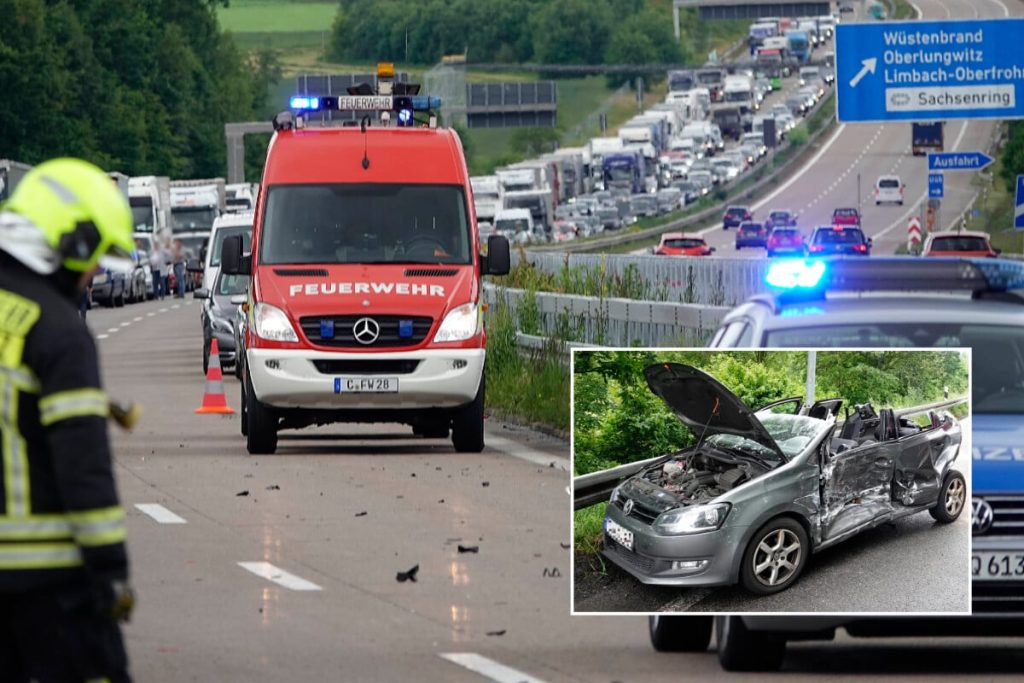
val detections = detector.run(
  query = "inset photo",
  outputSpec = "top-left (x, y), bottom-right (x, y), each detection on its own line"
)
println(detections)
top-left (572, 349), bottom-right (971, 614)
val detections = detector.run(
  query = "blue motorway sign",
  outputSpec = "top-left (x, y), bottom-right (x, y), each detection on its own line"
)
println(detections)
top-left (836, 18), bottom-right (1024, 122)
top-left (928, 173), bottom-right (944, 198)
top-left (927, 151), bottom-right (993, 171)
top-left (1015, 175), bottom-right (1024, 229)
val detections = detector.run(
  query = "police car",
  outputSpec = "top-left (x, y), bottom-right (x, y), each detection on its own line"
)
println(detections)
top-left (650, 257), bottom-right (1024, 671)
top-left (220, 64), bottom-right (511, 455)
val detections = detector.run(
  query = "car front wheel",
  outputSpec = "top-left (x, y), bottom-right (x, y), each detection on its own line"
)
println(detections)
top-left (451, 376), bottom-right (484, 453)
top-left (245, 371), bottom-right (277, 454)
top-left (649, 615), bottom-right (712, 652)
top-left (930, 470), bottom-right (966, 523)
top-left (740, 517), bottom-right (808, 595)
top-left (716, 616), bottom-right (786, 671)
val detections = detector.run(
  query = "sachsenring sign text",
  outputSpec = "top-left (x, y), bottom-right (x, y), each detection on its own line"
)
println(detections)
top-left (836, 18), bottom-right (1024, 122)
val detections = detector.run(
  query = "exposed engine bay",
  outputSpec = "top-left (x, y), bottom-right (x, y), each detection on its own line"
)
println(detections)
top-left (640, 450), bottom-right (771, 506)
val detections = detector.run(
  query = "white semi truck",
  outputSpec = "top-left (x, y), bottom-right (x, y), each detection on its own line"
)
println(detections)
top-left (128, 176), bottom-right (171, 252)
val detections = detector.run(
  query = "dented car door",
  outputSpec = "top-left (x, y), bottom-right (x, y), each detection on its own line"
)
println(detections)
top-left (891, 413), bottom-right (962, 506)
top-left (819, 410), bottom-right (899, 544)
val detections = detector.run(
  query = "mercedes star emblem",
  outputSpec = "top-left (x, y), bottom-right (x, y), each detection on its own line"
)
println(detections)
top-left (623, 499), bottom-right (634, 516)
top-left (352, 317), bottom-right (380, 345)
top-left (972, 499), bottom-right (994, 535)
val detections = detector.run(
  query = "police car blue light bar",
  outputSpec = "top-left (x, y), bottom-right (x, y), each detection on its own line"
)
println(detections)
top-left (765, 260), bottom-right (826, 290)
top-left (763, 257), bottom-right (1024, 296)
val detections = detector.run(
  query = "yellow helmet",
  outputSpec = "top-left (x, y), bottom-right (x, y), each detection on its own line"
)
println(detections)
top-left (2, 158), bottom-right (134, 272)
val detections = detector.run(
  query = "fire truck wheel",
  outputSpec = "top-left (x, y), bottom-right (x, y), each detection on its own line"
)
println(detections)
top-left (245, 371), bottom-right (277, 454)
top-left (451, 376), bottom-right (485, 453)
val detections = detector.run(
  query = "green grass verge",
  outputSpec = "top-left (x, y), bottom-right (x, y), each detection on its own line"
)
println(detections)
top-left (961, 140), bottom-right (1020, 256)
top-left (217, 1), bottom-right (336, 33)
top-left (483, 295), bottom-right (571, 432)
top-left (892, 0), bottom-right (917, 19)
top-left (574, 503), bottom-right (607, 556)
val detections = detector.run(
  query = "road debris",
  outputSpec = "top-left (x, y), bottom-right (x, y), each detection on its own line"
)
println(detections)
top-left (236, 490), bottom-right (249, 497)
top-left (457, 545), bottom-right (479, 554)
top-left (396, 564), bottom-right (419, 583)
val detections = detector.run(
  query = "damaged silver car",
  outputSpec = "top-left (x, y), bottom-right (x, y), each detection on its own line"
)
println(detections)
top-left (602, 363), bottom-right (965, 595)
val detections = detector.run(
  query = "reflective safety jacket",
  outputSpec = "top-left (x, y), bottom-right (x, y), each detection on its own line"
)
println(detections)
top-left (0, 254), bottom-right (128, 592)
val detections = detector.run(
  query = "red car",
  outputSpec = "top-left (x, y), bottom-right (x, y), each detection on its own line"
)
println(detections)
top-left (766, 227), bottom-right (805, 257)
top-left (654, 232), bottom-right (715, 256)
top-left (831, 207), bottom-right (861, 226)
top-left (922, 230), bottom-right (1000, 258)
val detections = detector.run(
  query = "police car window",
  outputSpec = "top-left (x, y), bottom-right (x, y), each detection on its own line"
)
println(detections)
top-left (260, 184), bottom-right (471, 265)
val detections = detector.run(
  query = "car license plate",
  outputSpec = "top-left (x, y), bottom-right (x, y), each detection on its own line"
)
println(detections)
top-left (605, 518), bottom-right (634, 551)
top-left (335, 377), bottom-right (398, 394)
top-left (972, 552), bottom-right (1024, 581)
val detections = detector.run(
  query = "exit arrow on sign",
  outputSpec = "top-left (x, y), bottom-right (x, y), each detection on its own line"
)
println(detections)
top-left (927, 152), bottom-right (994, 172)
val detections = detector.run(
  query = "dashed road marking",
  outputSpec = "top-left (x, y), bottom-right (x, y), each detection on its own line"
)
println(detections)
top-left (135, 503), bottom-right (187, 524)
top-left (237, 562), bottom-right (322, 591)
top-left (119, 322), bottom-right (131, 327)
top-left (171, 304), bottom-right (180, 310)
top-left (439, 654), bottom-right (548, 683)
top-left (133, 316), bottom-right (143, 322)
top-left (159, 308), bottom-right (168, 313)
top-left (147, 312), bottom-right (155, 317)
top-left (107, 328), bottom-right (119, 334)
top-left (97, 334), bottom-right (109, 340)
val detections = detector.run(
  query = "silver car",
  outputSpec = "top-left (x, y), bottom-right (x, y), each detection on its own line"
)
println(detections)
top-left (604, 363), bottom-right (964, 595)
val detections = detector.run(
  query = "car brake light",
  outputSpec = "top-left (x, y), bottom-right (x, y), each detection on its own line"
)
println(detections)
top-left (832, 225), bottom-right (844, 231)
top-left (854, 244), bottom-right (867, 252)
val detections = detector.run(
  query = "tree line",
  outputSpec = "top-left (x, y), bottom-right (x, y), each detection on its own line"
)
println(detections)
top-left (329, 0), bottom-right (699, 72)
top-left (573, 351), bottom-right (968, 475)
top-left (0, 0), bottom-right (279, 179)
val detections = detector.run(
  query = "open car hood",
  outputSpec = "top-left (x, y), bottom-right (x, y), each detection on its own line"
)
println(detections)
top-left (644, 363), bottom-right (786, 461)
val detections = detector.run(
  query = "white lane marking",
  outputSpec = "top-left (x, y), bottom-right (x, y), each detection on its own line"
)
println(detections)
top-left (119, 322), bottom-right (131, 327)
top-left (147, 312), bottom-right (155, 317)
top-left (439, 654), bottom-right (548, 683)
top-left (910, 2), bottom-right (924, 18)
top-left (97, 334), bottom-right (109, 340)
top-left (106, 328), bottom-right (119, 334)
top-left (872, 120), bottom-right (969, 240)
top-left (134, 503), bottom-right (187, 524)
top-left (133, 316), bottom-right (143, 322)
top-left (485, 433), bottom-right (569, 471)
top-left (159, 308), bottom-right (168, 313)
top-left (171, 304), bottom-right (180, 309)
top-left (990, 0), bottom-right (1010, 18)
top-left (237, 562), bottom-right (322, 591)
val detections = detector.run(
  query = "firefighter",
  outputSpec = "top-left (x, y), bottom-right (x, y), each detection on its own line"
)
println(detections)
top-left (0, 158), bottom-right (135, 682)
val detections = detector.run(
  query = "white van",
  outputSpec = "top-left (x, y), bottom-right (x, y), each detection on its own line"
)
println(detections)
top-left (875, 175), bottom-right (904, 205)
top-left (202, 211), bottom-right (254, 291)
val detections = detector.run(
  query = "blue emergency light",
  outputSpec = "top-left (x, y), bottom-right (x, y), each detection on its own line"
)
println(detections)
top-left (290, 96), bottom-right (320, 111)
top-left (765, 260), bottom-right (827, 290)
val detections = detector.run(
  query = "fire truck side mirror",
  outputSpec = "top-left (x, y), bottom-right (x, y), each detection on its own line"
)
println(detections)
top-left (221, 235), bottom-right (250, 276)
top-left (483, 235), bottom-right (510, 276)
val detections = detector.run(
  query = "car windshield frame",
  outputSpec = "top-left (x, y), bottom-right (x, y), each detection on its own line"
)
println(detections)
top-left (259, 183), bottom-right (473, 266)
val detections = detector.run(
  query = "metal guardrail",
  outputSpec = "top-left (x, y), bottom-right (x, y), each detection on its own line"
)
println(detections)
top-left (484, 284), bottom-right (730, 347)
top-left (574, 395), bottom-right (969, 511)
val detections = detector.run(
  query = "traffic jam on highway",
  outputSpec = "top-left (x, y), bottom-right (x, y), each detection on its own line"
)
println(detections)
top-left (5, 0), bottom-right (1024, 680)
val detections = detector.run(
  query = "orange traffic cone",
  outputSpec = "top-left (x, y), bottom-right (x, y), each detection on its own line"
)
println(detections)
top-left (195, 338), bottom-right (235, 414)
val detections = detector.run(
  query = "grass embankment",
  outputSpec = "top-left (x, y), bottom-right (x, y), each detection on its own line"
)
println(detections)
top-left (218, 0), bottom-right (336, 49)
top-left (962, 149), bottom-right (1020, 256)
top-left (573, 503), bottom-right (607, 556)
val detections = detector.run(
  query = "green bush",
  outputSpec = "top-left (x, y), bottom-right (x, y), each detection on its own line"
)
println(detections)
top-left (788, 124), bottom-right (809, 146)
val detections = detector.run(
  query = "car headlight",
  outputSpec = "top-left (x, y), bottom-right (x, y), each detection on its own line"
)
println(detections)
top-left (253, 302), bottom-right (298, 342)
top-left (654, 503), bottom-right (730, 535)
top-left (610, 484), bottom-right (624, 505)
top-left (433, 302), bottom-right (480, 343)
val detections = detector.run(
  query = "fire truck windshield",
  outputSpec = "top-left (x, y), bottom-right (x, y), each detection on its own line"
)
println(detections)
top-left (260, 183), bottom-right (472, 266)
